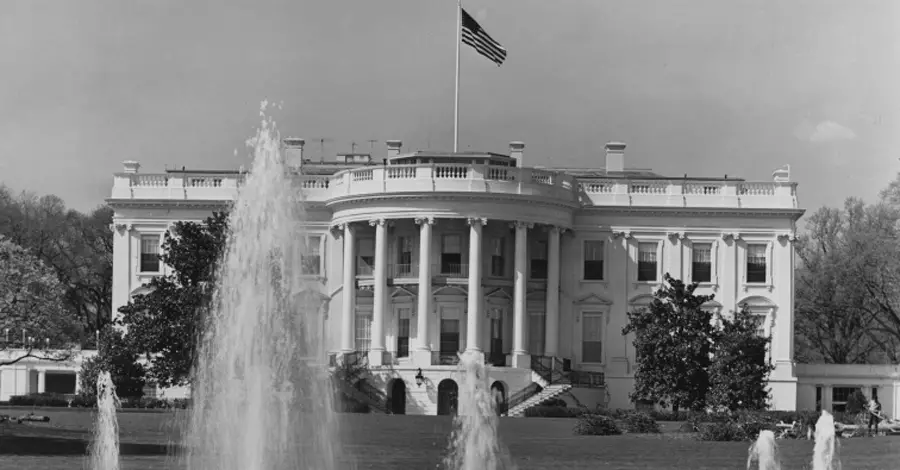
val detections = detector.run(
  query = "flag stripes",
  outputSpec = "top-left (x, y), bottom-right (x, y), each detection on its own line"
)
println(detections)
top-left (461, 8), bottom-right (507, 66)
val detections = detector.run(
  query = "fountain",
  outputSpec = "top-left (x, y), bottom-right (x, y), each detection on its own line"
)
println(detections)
top-left (811, 410), bottom-right (841, 470)
top-left (179, 102), bottom-right (342, 469)
top-left (746, 429), bottom-right (780, 470)
top-left (443, 352), bottom-right (515, 470)
top-left (88, 371), bottom-right (120, 470)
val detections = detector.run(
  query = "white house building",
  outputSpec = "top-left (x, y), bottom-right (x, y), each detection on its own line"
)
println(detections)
top-left (107, 139), bottom-right (807, 416)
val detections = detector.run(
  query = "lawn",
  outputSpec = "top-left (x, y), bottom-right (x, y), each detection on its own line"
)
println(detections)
top-left (0, 408), bottom-right (897, 469)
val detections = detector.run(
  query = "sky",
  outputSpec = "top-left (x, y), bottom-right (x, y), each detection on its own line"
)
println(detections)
top-left (0, 0), bottom-right (898, 221)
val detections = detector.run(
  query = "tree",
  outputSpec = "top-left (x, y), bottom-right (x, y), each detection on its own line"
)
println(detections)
top-left (794, 202), bottom-right (890, 363)
top-left (0, 237), bottom-right (81, 365)
top-left (707, 304), bottom-right (775, 411)
top-left (79, 326), bottom-right (146, 399)
top-left (117, 212), bottom-right (229, 388)
top-left (623, 274), bottom-right (717, 412)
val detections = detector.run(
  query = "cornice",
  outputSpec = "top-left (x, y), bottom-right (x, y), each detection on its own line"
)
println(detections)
top-left (105, 198), bottom-right (328, 211)
top-left (580, 206), bottom-right (806, 220)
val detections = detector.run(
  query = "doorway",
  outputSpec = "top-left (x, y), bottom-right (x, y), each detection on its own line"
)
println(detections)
top-left (389, 379), bottom-right (407, 415)
top-left (437, 379), bottom-right (458, 416)
top-left (490, 381), bottom-right (506, 416)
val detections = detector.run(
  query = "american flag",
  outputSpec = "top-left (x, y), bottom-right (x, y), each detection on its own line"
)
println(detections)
top-left (461, 8), bottom-right (507, 66)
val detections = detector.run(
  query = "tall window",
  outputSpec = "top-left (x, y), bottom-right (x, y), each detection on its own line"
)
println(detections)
top-left (530, 240), bottom-right (548, 279)
top-left (583, 241), bottom-right (604, 280)
top-left (300, 235), bottom-right (321, 275)
top-left (440, 319), bottom-right (460, 357)
top-left (396, 236), bottom-right (413, 276)
top-left (357, 238), bottom-right (375, 276)
top-left (528, 312), bottom-right (545, 356)
top-left (832, 387), bottom-right (860, 413)
top-left (490, 237), bottom-right (505, 277)
top-left (752, 313), bottom-right (767, 337)
top-left (397, 307), bottom-right (411, 358)
top-left (441, 235), bottom-right (463, 275)
top-left (746, 244), bottom-right (767, 283)
top-left (582, 312), bottom-right (603, 363)
top-left (691, 243), bottom-right (712, 283)
top-left (140, 235), bottom-right (161, 273)
top-left (637, 243), bottom-right (657, 282)
top-left (354, 312), bottom-right (372, 352)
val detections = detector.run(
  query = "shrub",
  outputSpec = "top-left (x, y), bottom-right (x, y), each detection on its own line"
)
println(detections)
top-left (698, 421), bottom-right (747, 441)
top-left (9, 393), bottom-right (71, 407)
top-left (79, 326), bottom-right (147, 400)
top-left (695, 411), bottom-right (776, 441)
top-left (524, 406), bottom-right (584, 418)
top-left (622, 411), bottom-right (660, 433)
top-left (574, 413), bottom-right (621, 436)
top-left (845, 390), bottom-right (868, 414)
top-left (540, 398), bottom-right (568, 407)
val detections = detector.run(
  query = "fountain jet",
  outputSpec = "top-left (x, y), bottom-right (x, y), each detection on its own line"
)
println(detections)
top-left (88, 371), bottom-right (120, 470)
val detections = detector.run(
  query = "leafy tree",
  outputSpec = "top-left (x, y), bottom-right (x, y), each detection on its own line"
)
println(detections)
top-left (0, 236), bottom-right (81, 365)
top-left (0, 186), bottom-right (113, 345)
top-left (623, 274), bottom-right (717, 412)
top-left (117, 212), bottom-right (229, 388)
top-left (79, 326), bottom-right (146, 399)
top-left (707, 304), bottom-right (775, 411)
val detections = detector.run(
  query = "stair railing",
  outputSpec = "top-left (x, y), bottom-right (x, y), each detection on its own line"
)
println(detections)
top-left (500, 382), bottom-right (543, 415)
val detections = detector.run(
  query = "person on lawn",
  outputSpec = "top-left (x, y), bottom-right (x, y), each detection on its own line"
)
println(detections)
top-left (867, 397), bottom-right (883, 436)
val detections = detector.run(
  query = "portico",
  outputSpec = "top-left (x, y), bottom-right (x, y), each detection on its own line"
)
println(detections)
top-left (331, 215), bottom-right (567, 369)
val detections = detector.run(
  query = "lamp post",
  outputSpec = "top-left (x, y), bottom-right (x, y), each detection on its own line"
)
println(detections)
top-left (415, 368), bottom-right (425, 387)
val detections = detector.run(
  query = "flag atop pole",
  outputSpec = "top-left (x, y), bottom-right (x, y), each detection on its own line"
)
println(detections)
top-left (460, 8), bottom-right (507, 66)
top-left (454, 4), bottom-right (507, 152)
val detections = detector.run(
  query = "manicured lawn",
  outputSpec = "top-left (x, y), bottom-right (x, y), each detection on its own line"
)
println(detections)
top-left (0, 408), bottom-right (898, 469)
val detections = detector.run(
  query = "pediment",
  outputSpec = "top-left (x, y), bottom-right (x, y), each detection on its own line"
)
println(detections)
top-left (391, 286), bottom-right (417, 298)
top-left (485, 288), bottom-right (511, 300)
top-left (573, 293), bottom-right (613, 305)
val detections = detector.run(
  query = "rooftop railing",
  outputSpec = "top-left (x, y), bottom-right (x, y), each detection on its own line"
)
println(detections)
top-left (110, 164), bottom-right (799, 209)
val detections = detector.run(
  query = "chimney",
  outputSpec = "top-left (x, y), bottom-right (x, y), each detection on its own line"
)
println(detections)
top-left (122, 161), bottom-right (141, 174)
top-left (509, 141), bottom-right (525, 166)
top-left (283, 138), bottom-right (305, 168)
top-left (605, 142), bottom-right (626, 173)
top-left (772, 164), bottom-right (790, 183)
top-left (386, 139), bottom-right (402, 158)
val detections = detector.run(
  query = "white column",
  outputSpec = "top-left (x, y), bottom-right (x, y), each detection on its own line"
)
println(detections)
top-left (340, 223), bottom-right (356, 353)
top-left (465, 218), bottom-right (485, 357)
top-left (511, 221), bottom-right (532, 367)
top-left (544, 226), bottom-right (561, 357)
top-left (414, 216), bottom-right (435, 366)
top-left (37, 370), bottom-right (46, 394)
top-left (369, 218), bottom-right (388, 365)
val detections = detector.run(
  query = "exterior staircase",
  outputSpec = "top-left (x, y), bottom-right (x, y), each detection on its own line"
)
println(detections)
top-left (505, 383), bottom-right (572, 417)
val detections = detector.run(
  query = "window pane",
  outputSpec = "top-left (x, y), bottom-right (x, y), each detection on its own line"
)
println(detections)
top-left (584, 241), bottom-right (604, 261)
top-left (533, 240), bottom-right (548, 260)
top-left (692, 243), bottom-right (712, 283)
top-left (359, 238), bottom-right (374, 256)
top-left (397, 318), bottom-right (410, 358)
top-left (582, 313), bottom-right (603, 363)
top-left (637, 243), bottom-right (657, 282)
top-left (747, 244), bottom-right (767, 283)
top-left (301, 236), bottom-right (321, 275)
top-left (443, 235), bottom-right (461, 254)
top-left (140, 236), bottom-right (161, 272)
top-left (354, 313), bottom-right (372, 352)
top-left (491, 237), bottom-right (504, 256)
top-left (529, 313), bottom-right (545, 356)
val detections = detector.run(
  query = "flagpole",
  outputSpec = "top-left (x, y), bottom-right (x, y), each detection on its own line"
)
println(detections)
top-left (454, 0), bottom-right (461, 153)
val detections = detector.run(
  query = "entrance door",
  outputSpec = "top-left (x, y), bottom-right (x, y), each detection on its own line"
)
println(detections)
top-left (437, 379), bottom-right (459, 416)
top-left (439, 306), bottom-right (462, 364)
top-left (489, 314), bottom-right (503, 365)
top-left (389, 379), bottom-right (407, 415)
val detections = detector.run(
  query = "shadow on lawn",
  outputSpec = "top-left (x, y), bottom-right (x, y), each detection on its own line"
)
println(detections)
top-left (0, 435), bottom-right (171, 456)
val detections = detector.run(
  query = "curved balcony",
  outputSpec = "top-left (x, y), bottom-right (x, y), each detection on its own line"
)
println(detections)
top-left (326, 164), bottom-right (579, 206)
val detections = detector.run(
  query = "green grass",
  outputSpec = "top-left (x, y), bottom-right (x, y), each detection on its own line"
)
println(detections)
top-left (0, 409), bottom-right (897, 469)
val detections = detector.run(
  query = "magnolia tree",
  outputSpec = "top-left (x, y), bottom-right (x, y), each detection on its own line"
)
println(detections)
top-left (624, 274), bottom-right (773, 413)
top-left (117, 212), bottom-right (229, 388)
top-left (0, 237), bottom-right (81, 365)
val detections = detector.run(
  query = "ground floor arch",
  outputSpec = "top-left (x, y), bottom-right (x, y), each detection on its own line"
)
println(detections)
top-left (437, 379), bottom-right (458, 416)
top-left (491, 381), bottom-right (507, 415)
top-left (388, 378), bottom-right (407, 415)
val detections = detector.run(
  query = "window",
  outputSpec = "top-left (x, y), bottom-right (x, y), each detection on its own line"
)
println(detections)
top-left (751, 313), bottom-right (767, 337)
top-left (357, 238), bottom-right (374, 276)
top-left (440, 319), bottom-right (460, 356)
top-left (582, 312), bottom-right (603, 363)
top-left (832, 387), bottom-right (860, 413)
top-left (746, 244), bottom-right (767, 283)
top-left (441, 235), bottom-right (463, 275)
top-left (300, 235), bottom-right (321, 275)
top-left (140, 235), bottom-right (161, 273)
top-left (528, 312), bottom-right (545, 356)
top-left (872, 387), bottom-right (879, 402)
top-left (583, 241), bottom-right (604, 280)
top-left (354, 312), bottom-right (372, 352)
top-left (692, 243), bottom-right (712, 283)
top-left (397, 314), bottom-right (410, 358)
top-left (531, 240), bottom-right (548, 279)
top-left (396, 236), bottom-right (413, 276)
top-left (815, 386), bottom-right (822, 412)
top-left (490, 237), bottom-right (505, 277)
top-left (637, 243), bottom-right (657, 282)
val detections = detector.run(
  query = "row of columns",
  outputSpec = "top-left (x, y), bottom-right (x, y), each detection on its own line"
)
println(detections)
top-left (334, 217), bottom-right (563, 366)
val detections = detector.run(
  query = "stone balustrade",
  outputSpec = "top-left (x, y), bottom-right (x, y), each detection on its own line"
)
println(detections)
top-left (109, 164), bottom-right (799, 209)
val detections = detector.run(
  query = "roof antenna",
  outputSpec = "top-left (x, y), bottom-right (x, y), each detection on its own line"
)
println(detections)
top-left (367, 139), bottom-right (377, 153)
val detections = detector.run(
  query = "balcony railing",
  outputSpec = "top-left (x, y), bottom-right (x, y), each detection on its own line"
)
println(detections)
top-left (431, 351), bottom-right (461, 366)
top-left (389, 263), bottom-right (417, 278)
top-left (111, 165), bottom-right (799, 210)
top-left (433, 263), bottom-right (468, 277)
